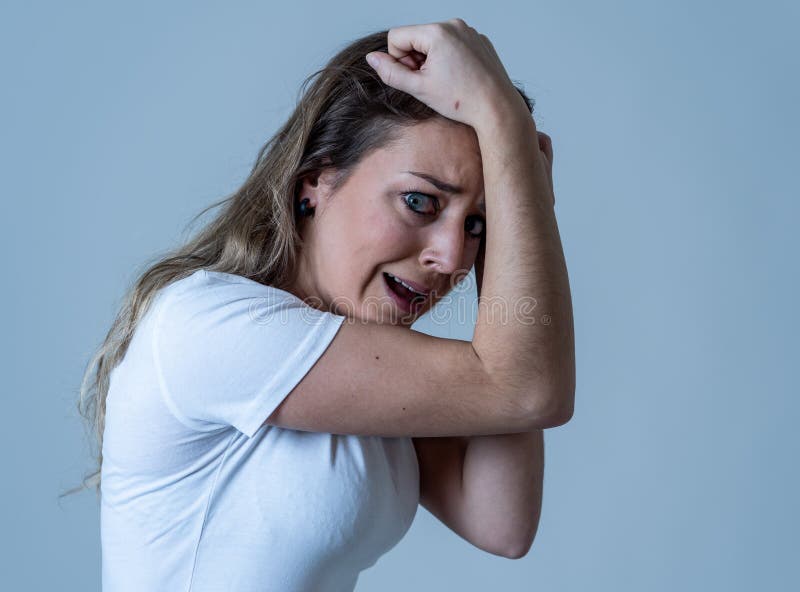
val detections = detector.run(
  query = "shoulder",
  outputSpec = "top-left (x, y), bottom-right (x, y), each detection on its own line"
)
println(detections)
top-left (160, 269), bottom-right (299, 302)
top-left (151, 269), bottom-right (343, 344)
top-left (155, 269), bottom-right (314, 319)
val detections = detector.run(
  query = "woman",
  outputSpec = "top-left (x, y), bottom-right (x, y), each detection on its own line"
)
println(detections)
top-left (77, 18), bottom-right (574, 591)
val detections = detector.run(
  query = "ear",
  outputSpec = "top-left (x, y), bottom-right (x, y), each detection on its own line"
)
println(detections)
top-left (297, 167), bottom-right (339, 210)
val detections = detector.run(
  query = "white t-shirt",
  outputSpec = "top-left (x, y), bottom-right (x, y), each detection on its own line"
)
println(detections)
top-left (100, 269), bottom-right (420, 592)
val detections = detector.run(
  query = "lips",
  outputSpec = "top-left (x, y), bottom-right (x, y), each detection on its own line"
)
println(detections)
top-left (383, 272), bottom-right (427, 314)
top-left (384, 272), bottom-right (432, 296)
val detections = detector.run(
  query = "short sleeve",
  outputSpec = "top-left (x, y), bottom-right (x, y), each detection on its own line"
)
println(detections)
top-left (151, 270), bottom-right (347, 437)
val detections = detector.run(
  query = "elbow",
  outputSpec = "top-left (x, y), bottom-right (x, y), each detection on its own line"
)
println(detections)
top-left (500, 504), bottom-right (543, 560)
top-left (524, 386), bottom-right (575, 429)
top-left (476, 521), bottom-right (539, 560)
top-left (548, 362), bottom-right (576, 426)
top-left (505, 545), bottom-right (532, 561)
top-left (503, 533), bottom-right (536, 560)
top-left (548, 396), bottom-right (574, 427)
top-left (482, 537), bottom-right (533, 560)
top-left (540, 349), bottom-right (576, 427)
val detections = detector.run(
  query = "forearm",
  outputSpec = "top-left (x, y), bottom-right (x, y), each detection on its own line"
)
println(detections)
top-left (471, 103), bottom-right (575, 421)
top-left (461, 429), bottom-right (545, 557)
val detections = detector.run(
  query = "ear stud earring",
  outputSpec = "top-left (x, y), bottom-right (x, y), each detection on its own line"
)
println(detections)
top-left (296, 197), bottom-right (316, 218)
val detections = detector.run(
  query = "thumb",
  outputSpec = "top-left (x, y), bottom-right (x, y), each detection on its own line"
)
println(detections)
top-left (365, 52), bottom-right (419, 93)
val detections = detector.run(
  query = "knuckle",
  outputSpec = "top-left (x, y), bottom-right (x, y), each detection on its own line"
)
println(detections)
top-left (432, 22), bottom-right (451, 39)
top-left (386, 27), bottom-right (398, 47)
top-left (387, 25), bottom-right (405, 42)
top-left (538, 133), bottom-right (553, 154)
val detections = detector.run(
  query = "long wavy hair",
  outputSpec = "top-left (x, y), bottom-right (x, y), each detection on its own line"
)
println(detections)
top-left (68, 28), bottom-right (535, 496)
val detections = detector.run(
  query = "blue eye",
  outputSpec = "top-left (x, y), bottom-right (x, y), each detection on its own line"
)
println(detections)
top-left (465, 216), bottom-right (485, 239)
top-left (399, 190), bottom-right (486, 239)
top-left (401, 191), bottom-right (438, 215)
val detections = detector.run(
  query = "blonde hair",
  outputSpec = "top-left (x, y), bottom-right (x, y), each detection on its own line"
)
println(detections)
top-left (68, 28), bottom-right (534, 496)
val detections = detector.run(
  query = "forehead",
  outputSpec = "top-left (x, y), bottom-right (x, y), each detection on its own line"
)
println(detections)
top-left (370, 119), bottom-right (485, 198)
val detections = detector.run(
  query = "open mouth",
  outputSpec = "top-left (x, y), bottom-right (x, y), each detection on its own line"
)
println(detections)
top-left (383, 272), bottom-right (427, 314)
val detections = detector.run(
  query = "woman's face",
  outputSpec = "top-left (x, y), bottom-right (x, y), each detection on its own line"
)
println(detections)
top-left (290, 118), bottom-right (486, 327)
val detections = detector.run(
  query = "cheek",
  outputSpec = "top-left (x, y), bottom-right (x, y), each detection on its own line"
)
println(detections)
top-left (317, 200), bottom-right (414, 281)
top-left (361, 205), bottom-right (411, 249)
top-left (372, 221), bottom-right (409, 247)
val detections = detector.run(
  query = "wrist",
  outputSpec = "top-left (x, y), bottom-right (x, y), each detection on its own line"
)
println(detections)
top-left (474, 86), bottom-right (536, 137)
top-left (474, 108), bottom-right (542, 178)
top-left (474, 102), bottom-right (538, 156)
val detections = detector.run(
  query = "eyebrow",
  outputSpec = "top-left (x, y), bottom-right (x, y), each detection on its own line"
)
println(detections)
top-left (405, 171), bottom-right (486, 213)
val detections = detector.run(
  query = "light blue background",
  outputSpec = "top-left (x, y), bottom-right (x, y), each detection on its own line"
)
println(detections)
top-left (2, 0), bottom-right (797, 589)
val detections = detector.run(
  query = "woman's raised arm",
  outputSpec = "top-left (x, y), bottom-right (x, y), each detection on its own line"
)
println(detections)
top-left (264, 19), bottom-right (574, 437)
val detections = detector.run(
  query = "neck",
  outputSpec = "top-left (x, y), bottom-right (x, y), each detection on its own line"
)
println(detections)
top-left (285, 253), bottom-right (328, 314)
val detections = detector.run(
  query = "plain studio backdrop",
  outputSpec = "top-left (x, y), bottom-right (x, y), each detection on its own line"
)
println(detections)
top-left (2, 1), bottom-right (797, 590)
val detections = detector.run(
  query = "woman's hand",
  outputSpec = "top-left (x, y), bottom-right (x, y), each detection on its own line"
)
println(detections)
top-left (365, 18), bottom-right (528, 129)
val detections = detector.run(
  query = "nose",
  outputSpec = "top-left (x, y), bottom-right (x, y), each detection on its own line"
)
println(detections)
top-left (418, 219), bottom-right (470, 282)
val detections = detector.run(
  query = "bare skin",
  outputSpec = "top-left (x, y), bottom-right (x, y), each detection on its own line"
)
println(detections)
top-left (288, 117), bottom-right (487, 327)
top-left (270, 18), bottom-right (572, 558)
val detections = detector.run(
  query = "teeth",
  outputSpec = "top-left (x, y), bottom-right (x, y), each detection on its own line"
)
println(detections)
top-left (387, 273), bottom-right (425, 296)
